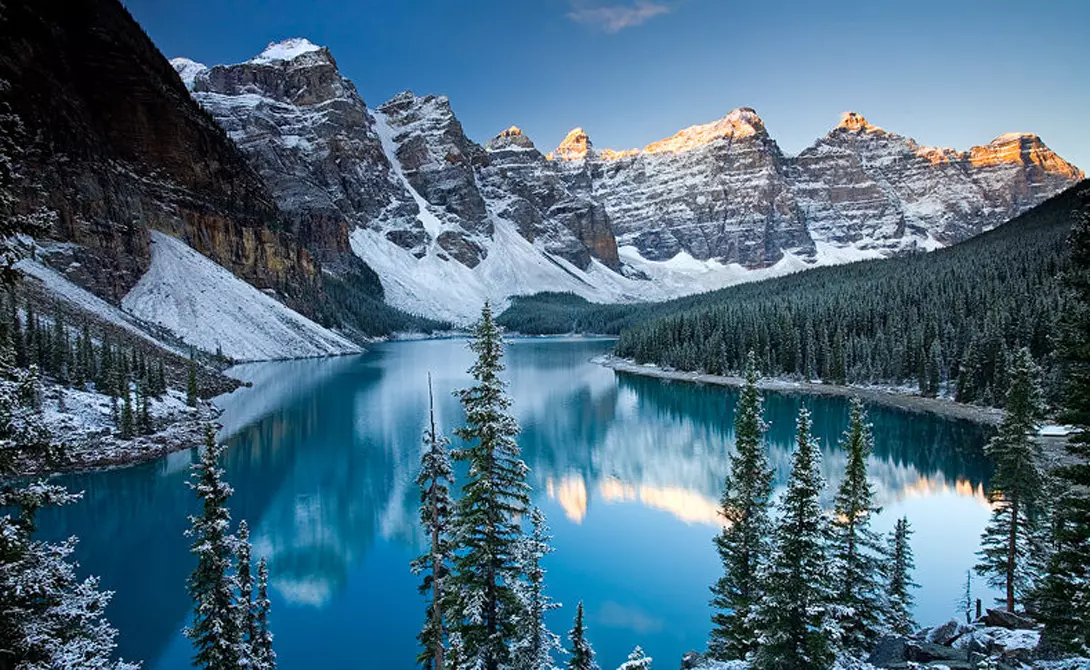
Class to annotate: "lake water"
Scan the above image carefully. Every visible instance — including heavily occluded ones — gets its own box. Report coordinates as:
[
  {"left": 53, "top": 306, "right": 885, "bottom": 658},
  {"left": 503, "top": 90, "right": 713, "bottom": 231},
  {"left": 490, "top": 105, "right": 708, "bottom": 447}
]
[{"left": 37, "top": 338, "right": 996, "bottom": 669}]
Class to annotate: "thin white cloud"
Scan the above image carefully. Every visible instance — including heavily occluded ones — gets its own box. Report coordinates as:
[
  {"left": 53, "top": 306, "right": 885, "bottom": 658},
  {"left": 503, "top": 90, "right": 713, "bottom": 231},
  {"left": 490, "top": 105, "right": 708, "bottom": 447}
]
[{"left": 567, "top": 0, "right": 671, "bottom": 33}]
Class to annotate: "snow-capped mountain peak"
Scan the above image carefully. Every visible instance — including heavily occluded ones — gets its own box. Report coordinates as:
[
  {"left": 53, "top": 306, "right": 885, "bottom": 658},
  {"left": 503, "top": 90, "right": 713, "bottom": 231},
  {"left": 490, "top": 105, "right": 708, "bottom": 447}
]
[
  {"left": 169, "top": 57, "right": 207, "bottom": 90},
  {"left": 486, "top": 126, "right": 536, "bottom": 151},
  {"left": 248, "top": 37, "right": 325, "bottom": 64},
  {"left": 638, "top": 106, "right": 767, "bottom": 155}
]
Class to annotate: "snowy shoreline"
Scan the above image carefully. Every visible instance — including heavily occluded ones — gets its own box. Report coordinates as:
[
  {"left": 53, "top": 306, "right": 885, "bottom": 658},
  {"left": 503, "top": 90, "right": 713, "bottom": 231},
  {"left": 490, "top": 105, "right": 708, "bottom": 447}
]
[
  {"left": 595, "top": 354, "right": 1006, "bottom": 426},
  {"left": 25, "top": 387, "right": 222, "bottom": 477}
]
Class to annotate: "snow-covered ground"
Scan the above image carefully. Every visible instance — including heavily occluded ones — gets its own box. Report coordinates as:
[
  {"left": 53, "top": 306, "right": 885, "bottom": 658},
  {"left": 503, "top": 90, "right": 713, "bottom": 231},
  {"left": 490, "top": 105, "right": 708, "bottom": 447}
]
[
  {"left": 122, "top": 232, "right": 361, "bottom": 362},
  {"left": 15, "top": 258, "right": 186, "bottom": 357},
  {"left": 39, "top": 384, "right": 216, "bottom": 473}
]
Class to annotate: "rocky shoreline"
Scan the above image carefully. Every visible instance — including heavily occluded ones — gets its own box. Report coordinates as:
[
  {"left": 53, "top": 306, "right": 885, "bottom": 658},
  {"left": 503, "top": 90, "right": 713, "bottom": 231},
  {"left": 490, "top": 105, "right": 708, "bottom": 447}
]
[{"left": 595, "top": 354, "right": 1005, "bottom": 426}]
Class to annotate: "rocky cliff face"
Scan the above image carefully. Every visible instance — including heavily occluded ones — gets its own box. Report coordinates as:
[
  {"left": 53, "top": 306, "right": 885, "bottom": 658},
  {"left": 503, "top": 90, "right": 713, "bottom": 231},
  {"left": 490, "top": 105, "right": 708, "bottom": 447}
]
[
  {"left": 788, "top": 112, "right": 1084, "bottom": 252},
  {"left": 182, "top": 39, "right": 416, "bottom": 274},
  {"left": 175, "top": 37, "right": 1082, "bottom": 323},
  {"left": 0, "top": 0, "right": 322, "bottom": 311},
  {"left": 554, "top": 108, "right": 814, "bottom": 267},
  {"left": 549, "top": 109, "right": 1082, "bottom": 267}
]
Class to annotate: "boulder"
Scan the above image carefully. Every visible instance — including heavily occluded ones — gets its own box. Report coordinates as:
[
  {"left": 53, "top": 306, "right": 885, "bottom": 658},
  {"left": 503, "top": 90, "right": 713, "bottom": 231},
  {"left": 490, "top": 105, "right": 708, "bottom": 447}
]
[
  {"left": 867, "top": 636, "right": 909, "bottom": 667},
  {"left": 927, "top": 620, "right": 973, "bottom": 646},
  {"left": 982, "top": 608, "right": 1036, "bottom": 630},
  {"left": 904, "top": 641, "right": 968, "bottom": 664}
]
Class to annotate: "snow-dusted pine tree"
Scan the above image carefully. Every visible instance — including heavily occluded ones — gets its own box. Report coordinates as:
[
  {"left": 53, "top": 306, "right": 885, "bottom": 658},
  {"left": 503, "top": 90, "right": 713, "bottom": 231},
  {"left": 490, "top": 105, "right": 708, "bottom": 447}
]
[
  {"left": 886, "top": 517, "right": 918, "bottom": 636},
  {"left": 567, "top": 602, "right": 598, "bottom": 670},
  {"left": 617, "top": 646, "right": 652, "bottom": 670},
  {"left": 511, "top": 507, "right": 563, "bottom": 670},
  {"left": 413, "top": 374, "right": 454, "bottom": 670},
  {"left": 752, "top": 408, "right": 835, "bottom": 670},
  {"left": 253, "top": 557, "right": 276, "bottom": 670},
  {"left": 829, "top": 398, "right": 886, "bottom": 654},
  {"left": 450, "top": 302, "right": 530, "bottom": 670},
  {"left": 185, "top": 425, "right": 242, "bottom": 669},
  {"left": 709, "top": 351, "right": 773, "bottom": 660},
  {"left": 0, "top": 482, "right": 139, "bottom": 668},
  {"left": 235, "top": 520, "right": 257, "bottom": 667},
  {"left": 975, "top": 347, "right": 1044, "bottom": 612}
]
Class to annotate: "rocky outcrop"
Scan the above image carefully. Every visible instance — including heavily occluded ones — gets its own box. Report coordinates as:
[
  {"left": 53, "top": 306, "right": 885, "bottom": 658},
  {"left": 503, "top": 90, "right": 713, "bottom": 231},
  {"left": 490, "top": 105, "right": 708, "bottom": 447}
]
[
  {"left": 0, "top": 0, "right": 322, "bottom": 313},
  {"left": 375, "top": 92, "right": 492, "bottom": 266},
  {"left": 479, "top": 126, "right": 619, "bottom": 270}
]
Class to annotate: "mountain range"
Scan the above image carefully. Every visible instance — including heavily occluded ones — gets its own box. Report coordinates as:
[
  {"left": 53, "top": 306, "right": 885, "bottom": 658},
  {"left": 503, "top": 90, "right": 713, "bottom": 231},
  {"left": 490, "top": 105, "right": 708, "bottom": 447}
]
[
  {"left": 172, "top": 38, "right": 1081, "bottom": 323},
  {"left": 0, "top": 0, "right": 1081, "bottom": 358}
]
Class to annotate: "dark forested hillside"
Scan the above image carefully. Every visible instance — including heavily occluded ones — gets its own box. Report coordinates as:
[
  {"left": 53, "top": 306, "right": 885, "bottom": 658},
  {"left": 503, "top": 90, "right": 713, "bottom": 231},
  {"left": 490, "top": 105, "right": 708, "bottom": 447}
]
[{"left": 500, "top": 181, "right": 1089, "bottom": 406}]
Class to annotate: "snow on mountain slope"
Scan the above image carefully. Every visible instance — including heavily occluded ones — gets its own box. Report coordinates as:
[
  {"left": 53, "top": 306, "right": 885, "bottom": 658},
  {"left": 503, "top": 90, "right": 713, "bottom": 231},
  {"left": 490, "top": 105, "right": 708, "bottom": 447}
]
[
  {"left": 15, "top": 258, "right": 186, "bottom": 356},
  {"left": 122, "top": 232, "right": 361, "bottom": 361}
]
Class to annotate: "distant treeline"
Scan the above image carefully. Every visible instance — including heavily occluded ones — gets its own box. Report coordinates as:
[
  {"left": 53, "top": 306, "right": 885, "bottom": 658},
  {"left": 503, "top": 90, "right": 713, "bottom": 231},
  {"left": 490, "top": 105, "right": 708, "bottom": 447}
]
[{"left": 498, "top": 181, "right": 1089, "bottom": 407}]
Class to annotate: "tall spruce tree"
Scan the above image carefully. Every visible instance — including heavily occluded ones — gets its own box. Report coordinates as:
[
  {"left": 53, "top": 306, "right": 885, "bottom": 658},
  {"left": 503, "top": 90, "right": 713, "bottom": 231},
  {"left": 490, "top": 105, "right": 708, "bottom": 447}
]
[
  {"left": 185, "top": 425, "right": 241, "bottom": 669},
  {"left": 413, "top": 374, "right": 454, "bottom": 670},
  {"left": 567, "top": 602, "right": 598, "bottom": 670},
  {"left": 235, "top": 520, "right": 257, "bottom": 667},
  {"left": 752, "top": 408, "right": 835, "bottom": 670},
  {"left": 450, "top": 302, "right": 530, "bottom": 670},
  {"left": 886, "top": 517, "right": 918, "bottom": 635},
  {"left": 1039, "top": 202, "right": 1090, "bottom": 654},
  {"left": 975, "top": 347, "right": 1044, "bottom": 612},
  {"left": 709, "top": 351, "right": 773, "bottom": 660},
  {"left": 512, "top": 507, "right": 563, "bottom": 670},
  {"left": 829, "top": 399, "right": 886, "bottom": 654},
  {"left": 253, "top": 557, "right": 276, "bottom": 670}
]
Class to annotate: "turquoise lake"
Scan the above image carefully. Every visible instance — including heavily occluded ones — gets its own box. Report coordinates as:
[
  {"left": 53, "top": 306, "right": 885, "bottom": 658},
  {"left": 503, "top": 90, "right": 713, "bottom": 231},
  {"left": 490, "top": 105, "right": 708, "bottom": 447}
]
[{"left": 37, "top": 338, "right": 997, "bottom": 669}]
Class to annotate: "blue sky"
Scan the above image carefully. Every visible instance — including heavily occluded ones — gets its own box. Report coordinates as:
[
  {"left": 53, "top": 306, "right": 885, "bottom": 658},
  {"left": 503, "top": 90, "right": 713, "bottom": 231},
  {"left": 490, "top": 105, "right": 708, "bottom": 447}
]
[{"left": 125, "top": 0, "right": 1089, "bottom": 169}]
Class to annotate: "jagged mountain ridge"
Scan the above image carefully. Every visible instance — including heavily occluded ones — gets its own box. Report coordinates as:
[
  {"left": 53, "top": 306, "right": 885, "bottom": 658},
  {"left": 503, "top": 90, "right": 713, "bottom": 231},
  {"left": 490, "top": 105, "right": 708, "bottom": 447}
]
[{"left": 175, "top": 38, "right": 1083, "bottom": 323}]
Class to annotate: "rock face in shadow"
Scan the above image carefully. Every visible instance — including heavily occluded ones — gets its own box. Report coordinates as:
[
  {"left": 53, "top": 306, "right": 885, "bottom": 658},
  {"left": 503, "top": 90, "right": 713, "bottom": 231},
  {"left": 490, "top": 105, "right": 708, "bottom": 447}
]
[{"left": 0, "top": 0, "right": 327, "bottom": 319}]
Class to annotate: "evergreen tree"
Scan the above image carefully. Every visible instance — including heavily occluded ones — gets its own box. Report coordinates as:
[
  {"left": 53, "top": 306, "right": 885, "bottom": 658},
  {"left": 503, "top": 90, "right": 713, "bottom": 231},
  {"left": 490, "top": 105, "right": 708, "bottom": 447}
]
[
  {"left": 829, "top": 399, "right": 886, "bottom": 654},
  {"left": 138, "top": 383, "right": 152, "bottom": 435},
  {"left": 709, "top": 351, "right": 773, "bottom": 660},
  {"left": 0, "top": 484, "right": 138, "bottom": 669},
  {"left": 187, "top": 353, "right": 198, "bottom": 407},
  {"left": 886, "top": 517, "right": 918, "bottom": 636},
  {"left": 119, "top": 382, "right": 134, "bottom": 439},
  {"left": 567, "top": 602, "right": 598, "bottom": 670},
  {"left": 512, "top": 507, "right": 563, "bottom": 670},
  {"left": 449, "top": 302, "right": 531, "bottom": 670},
  {"left": 185, "top": 425, "right": 241, "bottom": 669},
  {"left": 413, "top": 375, "right": 454, "bottom": 670},
  {"left": 617, "top": 646, "right": 652, "bottom": 670},
  {"left": 253, "top": 557, "right": 276, "bottom": 670},
  {"left": 50, "top": 309, "right": 65, "bottom": 380},
  {"left": 235, "top": 520, "right": 256, "bottom": 667},
  {"left": 975, "top": 347, "right": 1044, "bottom": 612},
  {"left": 752, "top": 409, "right": 835, "bottom": 670},
  {"left": 1039, "top": 201, "right": 1090, "bottom": 654}
]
